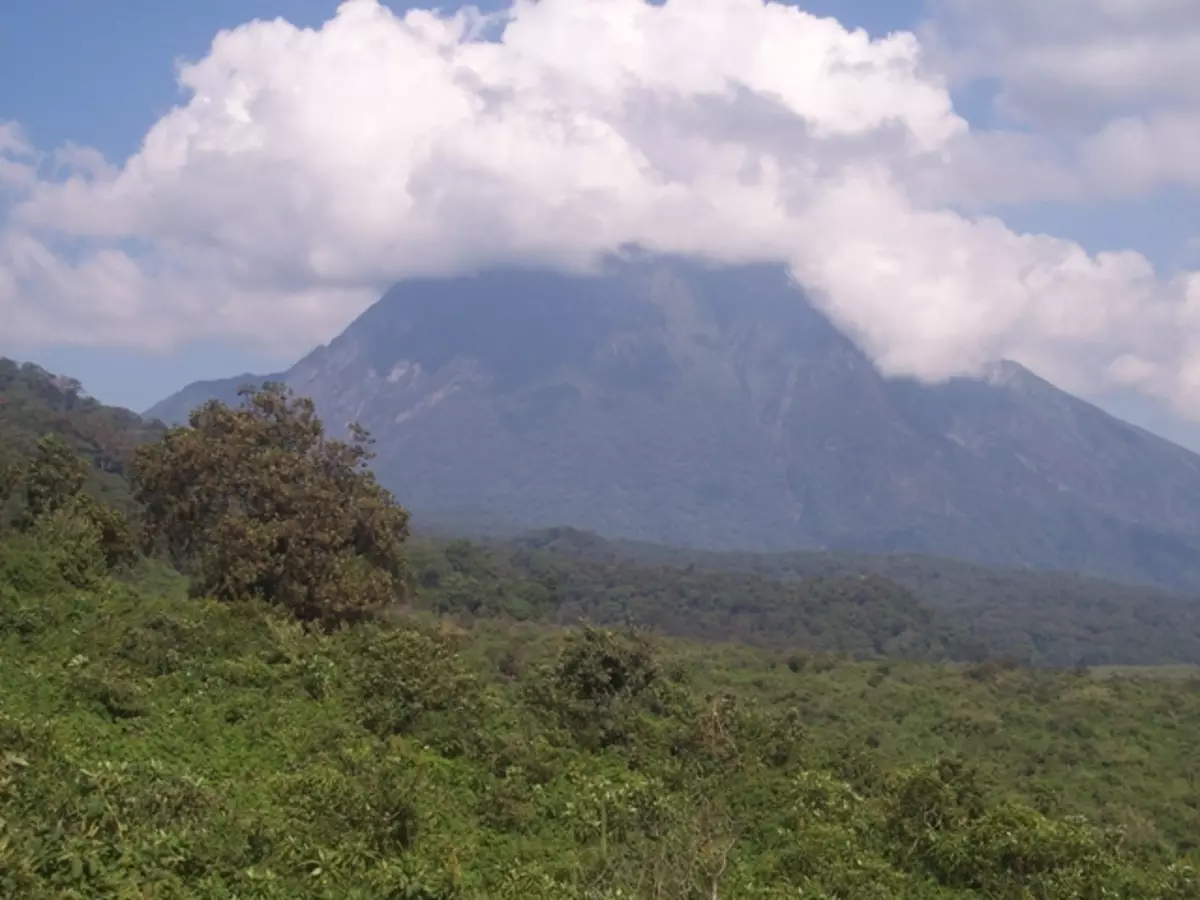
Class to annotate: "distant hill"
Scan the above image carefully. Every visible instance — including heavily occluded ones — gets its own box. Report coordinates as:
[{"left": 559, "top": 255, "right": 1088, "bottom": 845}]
[
  {"left": 147, "top": 255, "right": 1200, "bottom": 591},
  {"left": 142, "top": 370, "right": 288, "bottom": 429},
  {"left": 1, "top": 358, "right": 164, "bottom": 510}
]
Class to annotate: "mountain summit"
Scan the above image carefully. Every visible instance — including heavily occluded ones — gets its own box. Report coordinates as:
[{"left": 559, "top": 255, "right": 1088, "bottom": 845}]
[{"left": 147, "top": 256, "right": 1200, "bottom": 590}]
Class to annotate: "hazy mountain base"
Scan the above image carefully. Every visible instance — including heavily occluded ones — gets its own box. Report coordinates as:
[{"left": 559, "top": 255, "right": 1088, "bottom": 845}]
[
  {"left": 2, "top": 536, "right": 1199, "bottom": 898},
  {"left": 146, "top": 257, "right": 1200, "bottom": 591}
]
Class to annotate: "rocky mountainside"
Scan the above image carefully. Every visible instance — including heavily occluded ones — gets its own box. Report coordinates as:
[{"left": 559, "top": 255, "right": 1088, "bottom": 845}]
[{"left": 146, "top": 256, "right": 1200, "bottom": 590}]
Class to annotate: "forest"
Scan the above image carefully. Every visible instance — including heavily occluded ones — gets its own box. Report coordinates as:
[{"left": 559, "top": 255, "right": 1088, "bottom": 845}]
[{"left": 2, "top": 359, "right": 1200, "bottom": 897}]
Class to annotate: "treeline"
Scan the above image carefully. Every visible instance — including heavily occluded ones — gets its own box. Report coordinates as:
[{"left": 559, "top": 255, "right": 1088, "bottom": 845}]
[
  {"left": 437, "top": 526, "right": 1200, "bottom": 667},
  {"left": 0, "top": 358, "right": 162, "bottom": 513},
  {"left": 407, "top": 535, "right": 984, "bottom": 662}
]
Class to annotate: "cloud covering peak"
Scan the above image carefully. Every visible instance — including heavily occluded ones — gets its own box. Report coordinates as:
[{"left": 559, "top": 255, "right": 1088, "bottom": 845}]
[{"left": 3, "top": 0, "right": 1200, "bottom": 416}]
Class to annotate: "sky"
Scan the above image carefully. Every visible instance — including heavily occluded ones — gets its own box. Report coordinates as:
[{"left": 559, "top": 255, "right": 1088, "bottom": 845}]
[{"left": 2, "top": 0, "right": 1200, "bottom": 447}]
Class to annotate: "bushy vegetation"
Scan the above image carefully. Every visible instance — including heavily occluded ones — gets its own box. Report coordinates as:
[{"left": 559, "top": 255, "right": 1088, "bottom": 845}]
[
  {"left": 4, "top": 371, "right": 1200, "bottom": 896},
  {"left": 9, "top": 356, "right": 1200, "bottom": 666},
  {"left": 4, "top": 539, "right": 1200, "bottom": 896}
]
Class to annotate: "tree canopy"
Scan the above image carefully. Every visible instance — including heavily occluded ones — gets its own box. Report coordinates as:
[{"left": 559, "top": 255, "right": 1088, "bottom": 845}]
[{"left": 131, "top": 384, "right": 411, "bottom": 626}]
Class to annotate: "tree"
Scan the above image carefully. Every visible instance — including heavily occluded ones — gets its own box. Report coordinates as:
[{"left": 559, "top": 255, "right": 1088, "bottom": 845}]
[
  {"left": 23, "top": 434, "right": 87, "bottom": 522},
  {"left": 0, "top": 452, "right": 20, "bottom": 521},
  {"left": 530, "top": 625, "right": 673, "bottom": 749},
  {"left": 16, "top": 435, "right": 138, "bottom": 571},
  {"left": 131, "top": 384, "right": 411, "bottom": 625}
]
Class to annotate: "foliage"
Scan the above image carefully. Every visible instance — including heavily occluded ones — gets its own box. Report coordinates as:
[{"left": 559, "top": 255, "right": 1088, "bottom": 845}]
[
  {"left": 408, "top": 536, "right": 982, "bottom": 662},
  {"left": 21, "top": 432, "right": 88, "bottom": 522},
  {"left": 0, "top": 451, "right": 20, "bottom": 522},
  {"left": 20, "top": 435, "right": 139, "bottom": 571},
  {"left": 0, "top": 357, "right": 163, "bottom": 511},
  {"left": 0, "top": 436, "right": 139, "bottom": 586},
  {"left": 467, "top": 526, "right": 1200, "bottom": 666},
  {"left": 351, "top": 621, "right": 482, "bottom": 748},
  {"left": 131, "top": 384, "right": 411, "bottom": 626},
  {"left": 527, "top": 625, "right": 680, "bottom": 749},
  {"left": 2, "top": 545, "right": 1199, "bottom": 897},
  {"left": 10, "top": 354, "right": 1200, "bottom": 666},
  {"left": 6, "top": 364, "right": 1200, "bottom": 896}
]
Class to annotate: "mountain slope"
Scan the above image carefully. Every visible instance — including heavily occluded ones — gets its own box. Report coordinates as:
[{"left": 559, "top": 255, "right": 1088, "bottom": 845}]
[
  {"left": 146, "top": 256, "right": 1200, "bottom": 590},
  {"left": 2, "top": 358, "right": 164, "bottom": 510},
  {"left": 144, "top": 370, "right": 289, "bottom": 427}
]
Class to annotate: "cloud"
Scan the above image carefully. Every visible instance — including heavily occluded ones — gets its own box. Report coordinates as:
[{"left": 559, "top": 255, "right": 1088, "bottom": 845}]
[
  {"left": 0, "top": 122, "right": 36, "bottom": 192},
  {"left": 922, "top": 0, "right": 1200, "bottom": 125},
  {"left": 919, "top": 0, "right": 1200, "bottom": 199},
  {"left": 3, "top": 0, "right": 1200, "bottom": 417}
]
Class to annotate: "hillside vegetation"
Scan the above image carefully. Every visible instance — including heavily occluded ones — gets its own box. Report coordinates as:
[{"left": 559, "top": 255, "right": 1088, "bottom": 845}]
[
  {"left": 406, "top": 535, "right": 983, "bottom": 661},
  {"left": 3, "top": 527, "right": 1200, "bottom": 895},
  {"left": 16, "top": 353, "right": 1200, "bottom": 667},
  {"left": 460, "top": 526, "right": 1200, "bottom": 667},
  {"left": 0, "top": 358, "right": 163, "bottom": 512},
  {"left": 3, "top": 373, "right": 1200, "bottom": 895}
]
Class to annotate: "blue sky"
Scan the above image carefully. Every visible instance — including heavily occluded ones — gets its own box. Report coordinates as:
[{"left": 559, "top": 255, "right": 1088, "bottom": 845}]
[{"left": 3, "top": 0, "right": 1200, "bottom": 447}]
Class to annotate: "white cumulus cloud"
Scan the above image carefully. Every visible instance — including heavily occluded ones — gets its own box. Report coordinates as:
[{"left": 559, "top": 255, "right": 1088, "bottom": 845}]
[
  {"left": 921, "top": 0, "right": 1200, "bottom": 198},
  {"left": 922, "top": 0, "right": 1200, "bottom": 123},
  {"left": 3, "top": 0, "right": 1200, "bottom": 417}
]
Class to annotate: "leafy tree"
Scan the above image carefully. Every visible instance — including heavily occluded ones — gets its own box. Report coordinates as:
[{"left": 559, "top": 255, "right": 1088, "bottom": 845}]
[
  {"left": 22, "top": 435, "right": 87, "bottom": 523},
  {"left": 11, "top": 436, "right": 138, "bottom": 574},
  {"left": 131, "top": 383, "right": 411, "bottom": 625},
  {"left": 0, "top": 452, "right": 20, "bottom": 523}
]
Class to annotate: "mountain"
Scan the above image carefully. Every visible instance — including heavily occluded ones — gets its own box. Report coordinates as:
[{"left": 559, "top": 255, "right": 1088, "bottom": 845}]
[
  {"left": 141, "top": 370, "right": 289, "bottom": 428},
  {"left": 146, "top": 255, "right": 1200, "bottom": 590}
]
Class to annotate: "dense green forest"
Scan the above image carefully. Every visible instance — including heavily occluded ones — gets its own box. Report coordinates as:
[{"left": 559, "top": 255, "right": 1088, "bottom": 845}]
[
  {"left": 516, "top": 528, "right": 1200, "bottom": 665},
  {"left": 415, "top": 527, "right": 1200, "bottom": 667},
  {"left": 3, "top": 360, "right": 1200, "bottom": 896}
]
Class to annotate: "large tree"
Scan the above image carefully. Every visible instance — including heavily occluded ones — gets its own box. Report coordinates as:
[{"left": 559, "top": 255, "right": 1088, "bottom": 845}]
[{"left": 131, "top": 384, "right": 410, "bottom": 625}]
